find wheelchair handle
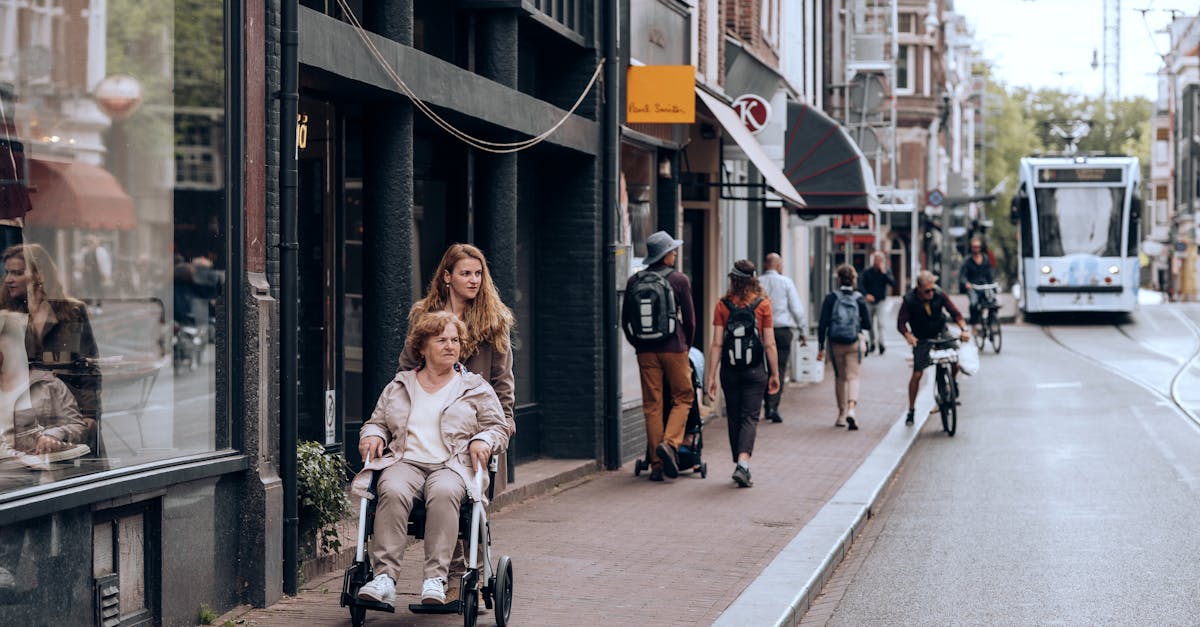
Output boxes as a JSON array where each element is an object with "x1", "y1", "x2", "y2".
[{"x1": 355, "y1": 453, "x2": 372, "y2": 563}]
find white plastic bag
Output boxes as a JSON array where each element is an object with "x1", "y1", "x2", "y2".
[
  {"x1": 957, "y1": 333, "x2": 980, "y2": 376},
  {"x1": 793, "y1": 341, "x2": 825, "y2": 383}
]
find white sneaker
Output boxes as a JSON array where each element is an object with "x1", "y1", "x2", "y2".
[
  {"x1": 356, "y1": 573, "x2": 395, "y2": 605},
  {"x1": 420, "y1": 577, "x2": 447, "y2": 605}
]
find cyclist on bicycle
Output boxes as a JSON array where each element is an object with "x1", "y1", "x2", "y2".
[
  {"x1": 959, "y1": 237, "x2": 995, "y2": 325},
  {"x1": 897, "y1": 271, "x2": 969, "y2": 425}
]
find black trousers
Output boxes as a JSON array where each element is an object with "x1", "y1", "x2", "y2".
[
  {"x1": 721, "y1": 364, "x2": 767, "y2": 463},
  {"x1": 763, "y1": 327, "x2": 792, "y2": 415}
]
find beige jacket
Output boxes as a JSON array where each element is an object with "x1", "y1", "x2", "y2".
[
  {"x1": 398, "y1": 339, "x2": 514, "y2": 425},
  {"x1": 352, "y1": 368, "x2": 513, "y2": 503}
]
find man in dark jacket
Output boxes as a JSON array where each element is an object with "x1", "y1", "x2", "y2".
[
  {"x1": 859, "y1": 251, "x2": 895, "y2": 354},
  {"x1": 959, "y1": 237, "x2": 996, "y2": 324},
  {"x1": 896, "y1": 271, "x2": 968, "y2": 425},
  {"x1": 622, "y1": 231, "x2": 696, "y2": 482}
]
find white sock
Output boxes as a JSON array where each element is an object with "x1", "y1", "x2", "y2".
[{"x1": 737, "y1": 460, "x2": 750, "y2": 470}]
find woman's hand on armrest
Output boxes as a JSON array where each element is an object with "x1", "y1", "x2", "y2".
[
  {"x1": 359, "y1": 436, "x2": 385, "y2": 463},
  {"x1": 468, "y1": 439, "x2": 491, "y2": 473}
]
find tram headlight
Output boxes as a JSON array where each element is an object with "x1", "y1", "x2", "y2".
[
  {"x1": 1108, "y1": 265, "x2": 1120, "y2": 274},
  {"x1": 1040, "y1": 265, "x2": 1052, "y2": 274}
]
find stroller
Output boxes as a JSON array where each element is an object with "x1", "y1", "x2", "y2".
[
  {"x1": 635, "y1": 347, "x2": 709, "y2": 479},
  {"x1": 340, "y1": 456, "x2": 514, "y2": 627}
]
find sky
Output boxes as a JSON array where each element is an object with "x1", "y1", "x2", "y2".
[{"x1": 952, "y1": 0, "x2": 1184, "y2": 100}]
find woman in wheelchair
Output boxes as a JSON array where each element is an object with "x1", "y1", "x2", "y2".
[{"x1": 352, "y1": 310, "x2": 513, "y2": 607}]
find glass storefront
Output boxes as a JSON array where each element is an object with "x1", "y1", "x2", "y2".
[{"x1": 0, "y1": 1, "x2": 227, "y2": 496}]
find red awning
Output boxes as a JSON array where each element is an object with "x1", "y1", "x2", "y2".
[
  {"x1": 832, "y1": 234, "x2": 876, "y2": 245},
  {"x1": 26, "y1": 158, "x2": 136, "y2": 231}
]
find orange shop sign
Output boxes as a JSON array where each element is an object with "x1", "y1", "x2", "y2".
[{"x1": 626, "y1": 65, "x2": 695, "y2": 124}]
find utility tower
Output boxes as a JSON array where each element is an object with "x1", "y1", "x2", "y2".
[{"x1": 1102, "y1": 0, "x2": 1121, "y2": 103}]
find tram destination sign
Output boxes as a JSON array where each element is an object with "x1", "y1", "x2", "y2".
[{"x1": 1037, "y1": 167, "x2": 1123, "y2": 183}]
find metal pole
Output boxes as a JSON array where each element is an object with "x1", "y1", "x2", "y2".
[
  {"x1": 602, "y1": 1, "x2": 622, "y2": 470},
  {"x1": 910, "y1": 179, "x2": 920, "y2": 287},
  {"x1": 279, "y1": 0, "x2": 300, "y2": 596}
]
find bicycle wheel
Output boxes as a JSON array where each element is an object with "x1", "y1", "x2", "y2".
[
  {"x1": 989, "y1": 312, "x2": 1002, "y2": 353},
  {"x1": 973, "y1": 322, "x2": 986, "y2": 349},
  {"x1": 937, "y1": 366, "x2": 957, "y2": 436}
]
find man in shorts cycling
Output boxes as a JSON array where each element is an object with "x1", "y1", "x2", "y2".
[{"x1": 897, "y1": 271, "x2": 969, "y2": 425}]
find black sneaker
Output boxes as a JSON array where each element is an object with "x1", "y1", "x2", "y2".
[
  {"x1": 732, "y1": 465, "x2": 752, "y2": 488},
  {"x1": 879, "y1": 345, "x2": 886, "y2": 355},
  {"x1": 905, "y1": 409, "x2": 914, "y2": 425},
  {"x1": 656, "y1": 443, "x2": 679, "y2": 478},
  {"x1": 846, "y1": 416, "x2": 858, "y2": 431},
  {"x1": 769, "y1": 411, "x2": 783, "y2": 423},
  {"x1": 649, "y1": 468, "x2": 664, "y2": 482}
]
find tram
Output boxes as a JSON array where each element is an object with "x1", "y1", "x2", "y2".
[{"x1": 1010, "y1": 155, "x2": 1142, "y2": 314}]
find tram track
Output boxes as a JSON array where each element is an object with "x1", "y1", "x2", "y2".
[{"x1": 1041, "y1": 308, "x2": 1200, "y2": 428}]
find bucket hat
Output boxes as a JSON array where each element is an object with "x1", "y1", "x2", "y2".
[{"x1": 643, "y1": 231, "x2": 683, "y2": 266}]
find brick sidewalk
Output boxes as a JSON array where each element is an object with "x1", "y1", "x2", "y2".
[{"x1": 220, "y1": 346, "x2": 913, "y2": 627}]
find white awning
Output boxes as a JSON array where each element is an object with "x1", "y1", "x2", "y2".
[{"x1": 696, "y1": 88, "x2": 806, "y2": 209}]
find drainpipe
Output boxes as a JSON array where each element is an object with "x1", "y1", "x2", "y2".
[
  {"x1": 602, "y1": 0, "x2": 622, "y2": 470},
  {"x1": 279, "y1": 0, "x2": 300, "y2": 596}
]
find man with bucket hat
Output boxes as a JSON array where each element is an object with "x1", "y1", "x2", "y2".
[{"x1": 621, "y1": 230, "x2": 696, "y2": 481}]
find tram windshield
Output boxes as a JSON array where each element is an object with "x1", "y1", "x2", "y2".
[{"x1": 1033, "y1": 186, "x2": 1126, "y2": 257}]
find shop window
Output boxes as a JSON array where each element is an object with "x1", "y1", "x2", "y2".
[
  {"x1": 621, "y1": 143, "x2": 656, "y2": 269},
  {"x1": 0, "y1": 2, "x2": 227, "y2": 497}
]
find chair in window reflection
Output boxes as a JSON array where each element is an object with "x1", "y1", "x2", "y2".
[{"x1": 85, "y1": 298, "x2": 170, "y2": 455}]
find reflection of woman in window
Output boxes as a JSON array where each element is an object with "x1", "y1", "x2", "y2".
[
  {"x1": 0, "y1": 244, "x2": 100, "y2": 449},
  {"x1": 0, "y1": 311, "x2": 87, "y2": 465}
]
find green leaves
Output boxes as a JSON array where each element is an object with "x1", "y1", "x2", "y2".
[{"x1": 297, "y1": 441, "x2": 351, "y2": 556}]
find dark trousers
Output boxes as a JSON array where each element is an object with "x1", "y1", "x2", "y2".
[
  {"x1": 721, "y1": 364, "x2": 767, "y2": 463},
  {"x1": 763, "y1": 327, "x2": 793, "y2": 415}
]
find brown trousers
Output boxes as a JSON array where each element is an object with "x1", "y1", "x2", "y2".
[
  {"x1": 828, "y1": 339, "x2": 863, "y2": 416},
  {"x1": 637, "y1": 351, "x2": 694, "y2": 467},
  {"x1": 371, "y1": 459, "x2": 466, "y2": 583}
]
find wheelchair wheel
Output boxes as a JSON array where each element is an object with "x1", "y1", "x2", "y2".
[
  {"x1": 462, "y1": 587, "x2": 478, "y2": 627},
  {"x1": 349, "y1": 605, "x2": 366, "y2": 627},
  {"x1": 634, "y1": 458, "x2": 647, "y2": 476},
  {"x1": 494, "y1": 556, "x2": 513, "y2": 627},
  {"x1": 699, "y1": 462, "x2": 707, "y2": 479}
]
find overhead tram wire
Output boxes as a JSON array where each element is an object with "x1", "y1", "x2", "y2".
[{"x1": 334, "y1": 0, "x2": 604, "y2": 154}]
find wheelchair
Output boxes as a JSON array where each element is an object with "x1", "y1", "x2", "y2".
[{"x1": 340, "y1": 456, "x2": 514, "y2": 627}]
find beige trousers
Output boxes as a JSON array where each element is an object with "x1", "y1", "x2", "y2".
[
  {"x1": 371, "y1": 459, "x2": 466, "y2": 583},
  {"x1": 828, "y1": 339, "x2": 863, "y2": 416}
]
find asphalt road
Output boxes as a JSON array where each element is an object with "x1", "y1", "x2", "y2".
[{"x1": 809, "y1": 303, "x2": 1200, "y2": 625}]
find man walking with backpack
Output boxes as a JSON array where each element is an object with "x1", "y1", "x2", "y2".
[
  {"x1": 621, "y1": 231, "x2": 696, "y2": 482},
  {"x1": 817, "y1": 264, "x2": 871, "y2": 430},
  {"x1": 759, "y1": 253, "x2": 806, "y2": 423}
]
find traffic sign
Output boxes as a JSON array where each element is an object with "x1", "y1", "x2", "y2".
[{"x1": 926, "y1": 189, "x2": 944, "y2": 207}]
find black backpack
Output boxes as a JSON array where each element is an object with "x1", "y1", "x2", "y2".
[
  {"x1": 622, "y1": 267, "x2": 679, "y2": 343},
  {"x1": 721, "y1": 297, "x2": 764, "y2": 369}
]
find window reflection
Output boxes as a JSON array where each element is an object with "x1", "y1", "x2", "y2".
[
  {"x1": 0, "y1": 0, "x2": 225, "y2": 496},
  {"x1": 1035, "y1": 187, "x2": 1125, "y2": 257}
]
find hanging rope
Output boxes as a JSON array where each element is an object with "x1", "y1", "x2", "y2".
[{"x1": 334, "y1": 0, "x2": 604, "y2": 154}]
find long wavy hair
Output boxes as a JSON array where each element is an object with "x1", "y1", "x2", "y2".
[
  {"x1": 1, "y1": 243, "x2": 84, "y2": 320},
  {"x1": 410, "y1": 243, "x2": 514, "y2": 358},
  {"x1": 723, "y1": 259, "x2": 763, "y2": 302}
]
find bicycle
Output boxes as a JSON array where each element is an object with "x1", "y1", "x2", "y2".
[
  {"x1": 924, "y1": 337, "x2": 960, "y2": 436},
  {"x1": 970, "y1": 283, "x2": 1002, "y2": 354}
]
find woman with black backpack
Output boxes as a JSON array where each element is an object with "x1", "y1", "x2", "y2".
[
  {"x1": 817, "y1": 264, "x2": 872, "y2": 431},
  {"x1": 703, "y1": 260, "x2": 779, "y2": 488}
]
